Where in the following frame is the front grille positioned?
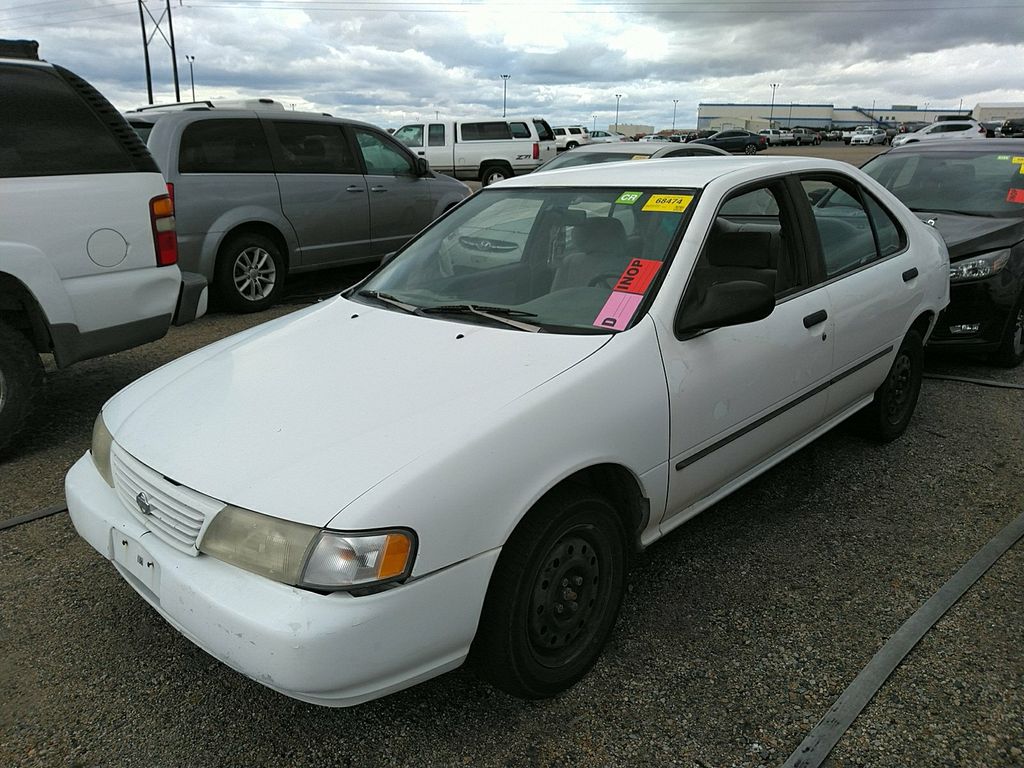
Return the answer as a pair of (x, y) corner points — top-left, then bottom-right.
(111, 443), (224, 554)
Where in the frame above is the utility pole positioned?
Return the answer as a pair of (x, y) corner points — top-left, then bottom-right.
(614, 93), (622, 133)
(672, 99), (678, 131)
(769, 82), (779, 128)
(137, 0), (153, 104)
(500, 74), (510, 117)
(185, 55), (195, 102)
(165, 0), (180, 101)
(136, 0), (181, 103)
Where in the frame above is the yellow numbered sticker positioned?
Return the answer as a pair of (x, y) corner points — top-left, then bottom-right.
(642, 194), (694, 213)
(1012, 157), (1024, 164)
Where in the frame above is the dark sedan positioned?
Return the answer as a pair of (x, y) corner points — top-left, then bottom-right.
(533, 141), (728, 173)
(860, 139), (1024, 366)
(690, 129), (767, 155)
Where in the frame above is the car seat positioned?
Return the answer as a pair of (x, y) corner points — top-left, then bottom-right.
(550, 217), (630, 290)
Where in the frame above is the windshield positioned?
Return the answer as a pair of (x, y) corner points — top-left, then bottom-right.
(354, 187), (697, 333)
(128, 119), (155, 144)
(862, 150), (1024, 218)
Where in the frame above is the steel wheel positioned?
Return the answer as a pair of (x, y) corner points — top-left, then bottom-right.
(858, 329), (923, 442)
(470, 486), (627, 699)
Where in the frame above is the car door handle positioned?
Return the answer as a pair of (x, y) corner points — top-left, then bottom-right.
(370, 186), (388, 193)
(803, 309), (828, 328)
(417, 151), (425, 155)
(902, 267), (919, 282)
(345, 185), (364, 193)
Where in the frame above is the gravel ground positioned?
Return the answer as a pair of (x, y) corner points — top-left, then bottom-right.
(2, 144), (1022, 767)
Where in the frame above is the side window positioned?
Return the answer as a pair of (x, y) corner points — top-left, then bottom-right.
(0, 65), (134, 178)
(271, 122), (357, 174)
(178, 119), (273, 174)
(427, 124), (446, 146)
(533, 120), (555, 141)
(863, 195), (907, 258)
(354, 129), (414, 175)
(393, 125), (423, 148)
(686, 183), (806, 304)
(802, 178), (879, 278)
(461, 122), (513, 141)
(554, 128), (566, 136)
(509, 122), (531, 139)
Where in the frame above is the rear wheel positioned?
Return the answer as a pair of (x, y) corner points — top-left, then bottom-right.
(565, 141), (579, 150)
(480, 162), (513, 187)
(989, 289), (1024, 367)
(744, 143), (757, 154)
(0, 321), (43, 455)
(215, 232), (285, 313)
(470, 486), (628, 699)
(858, 329), (923, 442)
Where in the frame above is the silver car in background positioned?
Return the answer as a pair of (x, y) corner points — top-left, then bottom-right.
(128, 109), (470, 312)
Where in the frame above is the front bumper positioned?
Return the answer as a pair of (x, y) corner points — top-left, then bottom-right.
(66, 453), (499, 707)
(928, 272), (1021, 351)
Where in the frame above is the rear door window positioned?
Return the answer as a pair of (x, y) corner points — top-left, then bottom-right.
(354, 129), (416, 175)
(462, 122), (513, 141)
(0, 65), (135, 178)
(533, 120), (555, 141)
(428, 124), (446, 146)
(268, 121), (358, 174)
(178, 119), (273, 173)
(509, 122), (531, 139)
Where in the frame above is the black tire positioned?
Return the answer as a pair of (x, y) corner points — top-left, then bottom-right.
(565, 141), (579, 150)
(989, 289), (1024, 368)
(215, 232), (285, 313)
(743, 143), (757, 155)
(470, 486), (628, 699)
(480, 163), (513, 187)
(0, 321), (43, 455)
(858, 329), (924, 442)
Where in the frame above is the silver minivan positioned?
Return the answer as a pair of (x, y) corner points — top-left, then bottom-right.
(128, 109), (471, 312)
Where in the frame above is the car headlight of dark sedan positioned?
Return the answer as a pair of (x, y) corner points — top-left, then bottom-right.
(949, 249), (1010, 283)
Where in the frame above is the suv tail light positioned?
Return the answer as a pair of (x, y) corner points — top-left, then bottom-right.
(149, 192), (178, 267)
(532, 142), (540, 160)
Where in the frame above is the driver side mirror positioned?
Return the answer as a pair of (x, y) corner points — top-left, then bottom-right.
(675, 279), (775, 336)
(415, 157), (430, 176)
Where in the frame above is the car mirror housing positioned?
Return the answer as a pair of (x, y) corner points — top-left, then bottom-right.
(675, 280), (775, 336)
(415, 157), (429, 176)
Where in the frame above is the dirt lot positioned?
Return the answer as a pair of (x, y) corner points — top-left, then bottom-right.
(1, 144), (1021, 768)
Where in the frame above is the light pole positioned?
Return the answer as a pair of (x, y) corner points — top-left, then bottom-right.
(672, 99), (678, 131)
(185, 55), (195, 102)
(614, 93), (622, 133)
(769, 82), (779, 128)
(500, 74), (510, 117)
(593, 114), (597, 131)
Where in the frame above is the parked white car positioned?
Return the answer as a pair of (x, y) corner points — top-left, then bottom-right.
(68, 157), (948, 708)
(850, 128), (888, 145)
(552, 125), (591, 150)
(890, 119), (989, 147)
(638, 134), (670, 143)
(588, 129), (626, 143)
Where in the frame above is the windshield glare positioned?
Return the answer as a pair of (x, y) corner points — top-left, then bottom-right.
(357, 187), (696, 332)
(862, 151), (1024, 217)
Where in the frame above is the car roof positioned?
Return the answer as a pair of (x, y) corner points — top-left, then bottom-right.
(499, 156), (854, 188)
(124, 109), (383, 132)
(883, 138), (1024, 154)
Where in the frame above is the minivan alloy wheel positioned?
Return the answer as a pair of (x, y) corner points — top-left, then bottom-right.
(216, 232), (286, 313)
(233, 246), (277, 301)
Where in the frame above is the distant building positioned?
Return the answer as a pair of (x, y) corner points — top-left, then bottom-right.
(695, 102), (974, 131)
(610, 123), (654, 137)
(972, 103), (1024, 122)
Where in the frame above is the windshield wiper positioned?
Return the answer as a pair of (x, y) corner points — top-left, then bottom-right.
(356, 289), (422, 314)
(419, 304), (542, 332)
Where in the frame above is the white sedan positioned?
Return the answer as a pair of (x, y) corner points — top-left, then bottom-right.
(849, 128), (888, 145)
(67, 157), (949, 707)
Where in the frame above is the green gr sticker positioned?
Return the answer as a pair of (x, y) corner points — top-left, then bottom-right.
(997, 155), (1011, 160)
(615, 191), (643, 205)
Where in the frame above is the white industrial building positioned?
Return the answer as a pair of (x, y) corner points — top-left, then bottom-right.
(695, 102), (1023, 132)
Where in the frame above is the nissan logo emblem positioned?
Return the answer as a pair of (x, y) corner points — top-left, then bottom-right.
(135, 491), (153, 516)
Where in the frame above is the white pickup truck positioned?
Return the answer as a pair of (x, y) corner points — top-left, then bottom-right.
(394, 117), (557, 186)
(758, 128), (795, 146)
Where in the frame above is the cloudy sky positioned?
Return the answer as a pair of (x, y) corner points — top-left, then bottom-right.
(6, 0), (1024, 131)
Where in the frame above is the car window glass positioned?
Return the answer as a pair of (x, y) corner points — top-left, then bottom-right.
(393, 125), (423, 148)
(803, 178), (879, 278)
(0, 65), (134, 178)
(533, 120), (555, 141)
(509, 122), (531, 139)
(863, 194), (906, 258)
(462, 122), (513, 141)
(271, 122), (358, 174)
(178, 119), (273, 174)
(554, 128), (566, 136)
(428, 124), (446, 146)
(354, 129), (414, 175)
(688, 183), (804, 301)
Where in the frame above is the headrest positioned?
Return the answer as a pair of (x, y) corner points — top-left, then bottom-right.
(572, 217), (627, 251)
(705, 230), (773, 269)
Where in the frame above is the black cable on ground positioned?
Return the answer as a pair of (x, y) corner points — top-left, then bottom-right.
(781, 509), (1024, 768)
(0, 503), (67, 532)
(923, 373), (1024, 390)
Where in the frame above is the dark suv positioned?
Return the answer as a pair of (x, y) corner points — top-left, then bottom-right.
(1001, 118), (1024, 138)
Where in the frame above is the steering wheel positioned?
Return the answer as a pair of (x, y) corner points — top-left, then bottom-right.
(588, 272), (620, 288)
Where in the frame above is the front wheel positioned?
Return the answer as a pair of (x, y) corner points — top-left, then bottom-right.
(215, 232), (285, 313)
(470, 486), (628, 699)
(480, 163), (512, 187)
(858, 329), (923, 442)
(0, 321), (43, 455)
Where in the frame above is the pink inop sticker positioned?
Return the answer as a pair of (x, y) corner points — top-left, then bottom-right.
(593, 291), (643, 330)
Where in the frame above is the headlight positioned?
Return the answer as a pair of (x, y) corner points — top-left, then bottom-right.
(199, 504), (416, 591)
(949, 249), (1010, 282)
(91, 412), (114, 487)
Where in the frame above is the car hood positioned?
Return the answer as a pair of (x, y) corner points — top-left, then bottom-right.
(104, 297), (610, 526)
(912, 212), (1024, 260)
